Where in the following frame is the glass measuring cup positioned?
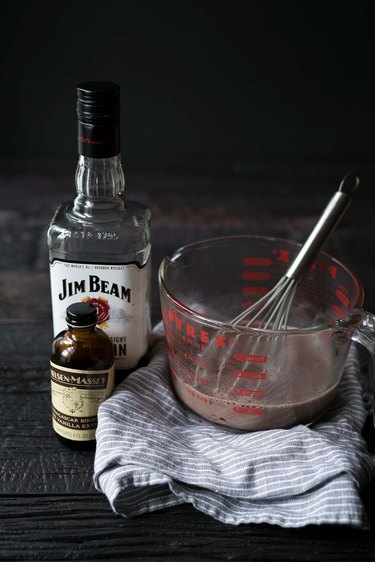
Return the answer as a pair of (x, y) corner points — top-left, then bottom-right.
(158, 235), (375, 431)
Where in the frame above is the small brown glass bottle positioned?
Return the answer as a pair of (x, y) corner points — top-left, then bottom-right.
(50, 302), (115, 450)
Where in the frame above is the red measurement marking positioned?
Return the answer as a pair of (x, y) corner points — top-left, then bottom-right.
(310, 261), (337, 279)
(214, 335), (226, 348)
(336, 289), (350, 307)
(232, 388), (265, 397)
(242, 286), (268, 296)
(182, 353), (207, 369)
(272, 249), (290, 263)
(329, 265), (337, 279)
(233, 353), (268, 363)
(331, 304), (346, 318)
(243, 257), (271, 266)
(231, 405), (264, 416)
(234, 370), (267, 379)
(242, 271), (271, 281)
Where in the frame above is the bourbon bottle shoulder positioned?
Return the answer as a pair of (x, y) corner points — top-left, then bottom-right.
(48, 199), (151, 266)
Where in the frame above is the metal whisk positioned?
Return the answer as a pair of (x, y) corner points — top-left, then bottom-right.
(231, 170), (360, 331)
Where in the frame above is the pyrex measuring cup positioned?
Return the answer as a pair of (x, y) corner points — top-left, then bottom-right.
(158, 235), (375, 431)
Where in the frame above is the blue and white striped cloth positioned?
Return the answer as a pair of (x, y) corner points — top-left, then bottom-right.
(93, 324), (375, 528)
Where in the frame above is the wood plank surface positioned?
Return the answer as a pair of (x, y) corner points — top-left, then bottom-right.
(1, 496), (375, 562)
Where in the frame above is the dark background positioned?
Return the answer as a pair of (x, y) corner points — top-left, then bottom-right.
(1, 0), (373, 179)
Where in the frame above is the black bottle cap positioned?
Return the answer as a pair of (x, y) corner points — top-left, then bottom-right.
(76, 81), (121, 158)
(77, 81), (120, 121)
(66, 302), (98, 328)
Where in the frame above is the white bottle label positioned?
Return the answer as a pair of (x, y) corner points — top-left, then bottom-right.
(50, 260), (151, 369)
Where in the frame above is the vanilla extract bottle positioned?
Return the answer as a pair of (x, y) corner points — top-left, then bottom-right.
(48, 82), (151, 383)
(50, 302), (115, 449)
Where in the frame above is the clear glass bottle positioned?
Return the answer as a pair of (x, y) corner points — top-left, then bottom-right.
(50, 302), (115, 450)
(48, 82), (151, 382)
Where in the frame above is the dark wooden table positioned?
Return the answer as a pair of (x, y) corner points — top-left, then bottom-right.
(1, 165), (375, 561)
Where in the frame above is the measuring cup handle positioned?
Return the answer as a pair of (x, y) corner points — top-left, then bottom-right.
(350, 310), (375, 426)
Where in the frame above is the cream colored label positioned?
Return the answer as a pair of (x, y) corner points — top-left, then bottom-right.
(50, 361), (114, 442)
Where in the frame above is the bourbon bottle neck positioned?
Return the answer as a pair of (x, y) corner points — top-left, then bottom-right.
(73, 155), (125, 218)
(73, 81), (124, 219)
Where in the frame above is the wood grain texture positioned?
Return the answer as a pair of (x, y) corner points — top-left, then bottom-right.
(0, 171), (374, 560)
(1, 497), (375, 562)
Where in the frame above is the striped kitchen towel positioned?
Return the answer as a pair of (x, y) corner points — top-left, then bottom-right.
(93, 324), (375, 528)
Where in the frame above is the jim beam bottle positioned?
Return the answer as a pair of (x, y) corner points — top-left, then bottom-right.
(47, 81), (151, 383)
(50, 302), (114, 449)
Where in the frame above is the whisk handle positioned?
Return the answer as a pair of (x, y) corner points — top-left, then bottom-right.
(285, 171), (359, 282)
